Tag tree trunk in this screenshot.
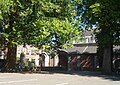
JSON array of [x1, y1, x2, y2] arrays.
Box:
[[102, 45, 112, 74], [5, 44, 17, 72]]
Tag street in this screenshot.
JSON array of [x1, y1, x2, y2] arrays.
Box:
[[0, 71, 120, 85]]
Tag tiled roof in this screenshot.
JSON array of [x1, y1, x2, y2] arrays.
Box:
[[67, 43, 120, 54], [85, 46, 97, 53], [66, 45, 97, 54], [58, 42, 120, 55]]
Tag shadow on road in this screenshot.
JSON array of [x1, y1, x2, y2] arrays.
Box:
[[39, 70, 120, 81], [1, 70, 120, 81]]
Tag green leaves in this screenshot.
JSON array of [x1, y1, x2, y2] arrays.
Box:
[[77, 0, 120, 46], [0, 0, 80, 50], [89, 3, 101, 17]]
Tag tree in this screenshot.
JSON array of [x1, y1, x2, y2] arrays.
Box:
[[77, 0, 120, 74], [0, 0, 81, 71], [0, 0, 21, 71]]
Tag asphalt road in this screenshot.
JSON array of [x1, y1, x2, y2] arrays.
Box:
[[0, 71, 120, 85]]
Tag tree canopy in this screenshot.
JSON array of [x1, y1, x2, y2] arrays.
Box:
[[77, 0, 120, 74], [0, 0, 81, 71], [77, 0, 120, 46], [0, 0, 81, 49]]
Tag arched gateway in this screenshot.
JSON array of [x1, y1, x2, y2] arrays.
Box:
[[57, 49, 68, 70]]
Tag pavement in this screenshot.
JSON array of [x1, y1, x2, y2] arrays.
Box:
[[0, 71, 120, 85]]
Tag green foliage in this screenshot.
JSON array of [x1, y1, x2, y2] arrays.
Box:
[[0, 0, 81, 50], [77, 0, 120, 73], [78, 0, 120, 47]]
